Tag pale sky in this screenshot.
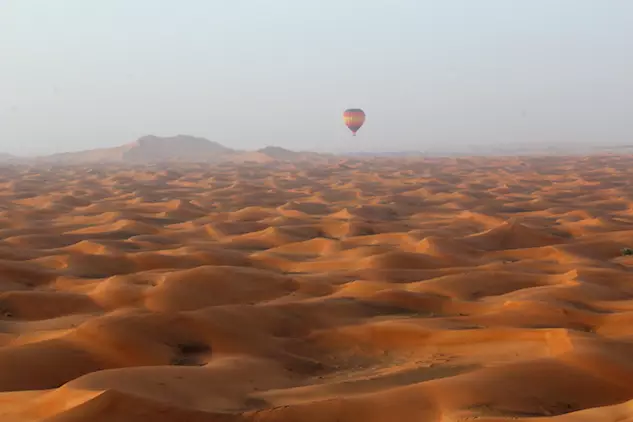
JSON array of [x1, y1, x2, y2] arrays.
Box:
[[1, 0, 632, 156]]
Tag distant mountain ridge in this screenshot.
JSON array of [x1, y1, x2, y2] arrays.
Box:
[[27, 135, 334, 165], [2, 136, 629, 165]]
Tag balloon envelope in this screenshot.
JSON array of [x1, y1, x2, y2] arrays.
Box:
[[343, 108, 366, 135]]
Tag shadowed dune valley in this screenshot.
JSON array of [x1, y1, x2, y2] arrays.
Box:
[[4, 153, 633, 421]]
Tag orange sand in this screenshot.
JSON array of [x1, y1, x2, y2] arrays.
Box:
[[2, 155, 633, 421]]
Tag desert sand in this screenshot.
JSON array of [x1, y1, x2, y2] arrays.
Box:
[[1, 155, 633, 421]]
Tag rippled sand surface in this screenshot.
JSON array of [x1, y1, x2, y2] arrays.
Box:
[[3, 156, 633, 421]]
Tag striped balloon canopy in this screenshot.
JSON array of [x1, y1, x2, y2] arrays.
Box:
[[343, 108, 366, 136]]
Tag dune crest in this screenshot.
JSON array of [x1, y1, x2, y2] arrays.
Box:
[[2, 155, 633, 421]]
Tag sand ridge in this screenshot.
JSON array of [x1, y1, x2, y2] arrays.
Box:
[[1, 156, 633, 421]]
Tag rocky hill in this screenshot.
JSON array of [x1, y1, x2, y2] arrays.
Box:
[[32, 135, 332, 165]]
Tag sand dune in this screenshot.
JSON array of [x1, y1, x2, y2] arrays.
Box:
[[3, 155, 633, 421]]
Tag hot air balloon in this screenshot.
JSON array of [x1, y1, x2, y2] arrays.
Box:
[[343, 108, 366, 136]]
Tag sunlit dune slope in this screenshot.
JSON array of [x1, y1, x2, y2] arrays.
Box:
[[2, 155, 633, 421]]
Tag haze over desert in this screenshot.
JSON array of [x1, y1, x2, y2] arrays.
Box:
[[4, 0, 633, 420], [0, 151, 632, 421]]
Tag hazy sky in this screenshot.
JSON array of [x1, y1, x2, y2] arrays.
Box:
[[1, 1, 632, 156]]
